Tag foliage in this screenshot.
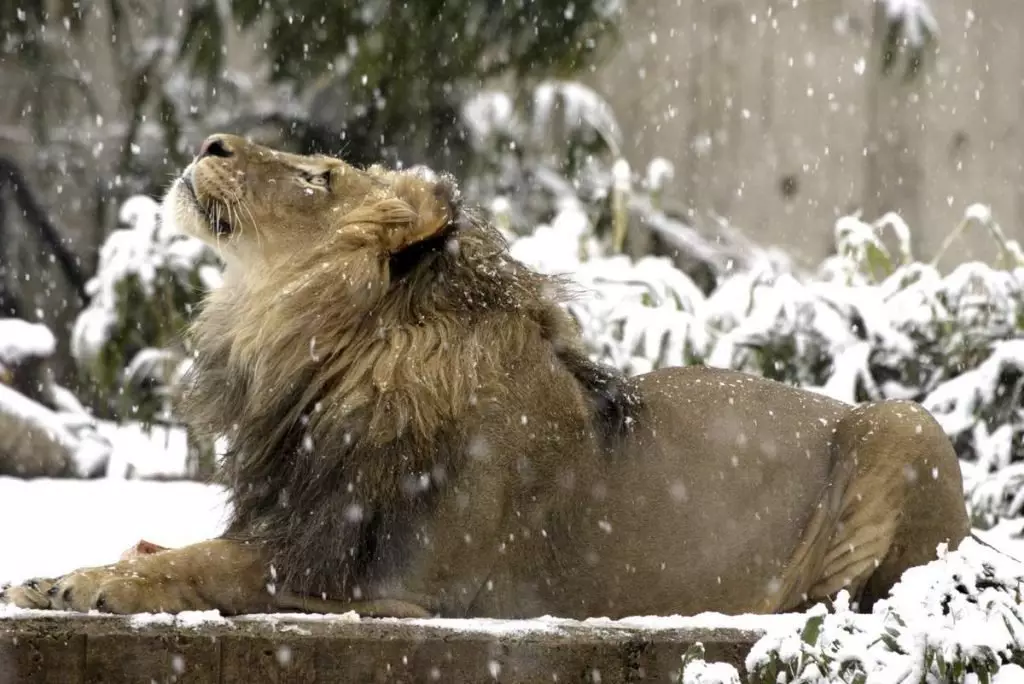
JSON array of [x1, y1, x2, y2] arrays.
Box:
[[2, 0, 938, 196], [222, 0, 622, 85], [2, 0, 623, 191], [744, 538, 1024, 683], [70, 196, 220, 477], [676, 540, 1024, 684]]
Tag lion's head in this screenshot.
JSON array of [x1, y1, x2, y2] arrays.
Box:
[[161, 133, 534, 442], [163, 133, 455, 269]]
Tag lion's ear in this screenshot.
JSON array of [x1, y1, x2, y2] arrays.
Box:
[[389, 173, 457, 252]]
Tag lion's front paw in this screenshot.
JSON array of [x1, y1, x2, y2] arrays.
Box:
[[2, 565, 197, 614], [0, 577, 59, 609], [43, 565, 199, 614]]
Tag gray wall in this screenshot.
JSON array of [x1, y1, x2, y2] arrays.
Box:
[[589, 0, 1024, 268]]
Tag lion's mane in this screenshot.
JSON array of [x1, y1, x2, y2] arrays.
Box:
[[181, 178, 638, 599]]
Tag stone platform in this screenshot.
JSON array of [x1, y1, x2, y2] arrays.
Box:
[[0, 610, 794, 683]]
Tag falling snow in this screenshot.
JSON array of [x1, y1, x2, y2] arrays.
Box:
[[2, 0, 1021, 678]]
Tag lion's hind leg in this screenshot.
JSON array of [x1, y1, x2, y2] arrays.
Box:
[[762, 400, 969, 614], [808, 401, 969, 611], [849, 402, 970, 609]]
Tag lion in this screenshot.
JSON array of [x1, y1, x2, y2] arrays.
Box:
[[1, 134, 969, 619]]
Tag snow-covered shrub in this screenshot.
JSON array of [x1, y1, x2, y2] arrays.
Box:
[[70, 196, 222, 478], [508, 197, 713, 375], [679, 643, 742, 684], [0, 319, 112, 478], [72, 196, 220, 424], [461, 79, 776, 284], [461, 79, 622, 232], [745, 538, 1024, 683]]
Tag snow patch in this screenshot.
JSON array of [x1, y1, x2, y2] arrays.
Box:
[[129, 610, 229, 629], [0, 319, 56, 364], [0, 478, 228, 586]]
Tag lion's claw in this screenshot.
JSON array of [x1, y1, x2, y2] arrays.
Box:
[[0, 568, 151, 613], [1, 577, 58, 609], [45, 568, 120, 612]]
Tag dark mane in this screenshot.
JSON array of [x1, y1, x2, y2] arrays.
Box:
[[388, 205, 640, 448], [555, 346, 640, 447]]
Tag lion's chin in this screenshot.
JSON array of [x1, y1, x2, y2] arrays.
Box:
[[161, 175, 232, 243]]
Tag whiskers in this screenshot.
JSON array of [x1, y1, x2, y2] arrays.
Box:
[[211, 203, 227, 254], [231, 197, 264, 251], [205, 197, 264, 254]]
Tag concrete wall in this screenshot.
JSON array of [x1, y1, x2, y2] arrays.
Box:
[[589, 0, 1024, 267], [2, 0, 1020, 302]]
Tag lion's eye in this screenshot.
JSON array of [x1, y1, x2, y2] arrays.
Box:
[[302, 171, 330, 189]]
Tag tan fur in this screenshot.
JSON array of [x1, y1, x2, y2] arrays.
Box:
[[0, 135, 970, 618]]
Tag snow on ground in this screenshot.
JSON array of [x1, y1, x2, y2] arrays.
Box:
[[0, 477, 227, 585], [95, 422, 191, 479]]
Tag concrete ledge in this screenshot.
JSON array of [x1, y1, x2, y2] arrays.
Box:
[[0, 610, 795, 683]]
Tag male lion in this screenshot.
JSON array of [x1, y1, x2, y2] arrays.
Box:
[[2, 135, 969, 619]]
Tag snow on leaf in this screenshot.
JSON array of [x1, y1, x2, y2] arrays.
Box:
[[746, 538, 1024, 683], [531, 80, 622, 156]]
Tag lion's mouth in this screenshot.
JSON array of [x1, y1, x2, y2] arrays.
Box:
[[182, 175, 233, 237]]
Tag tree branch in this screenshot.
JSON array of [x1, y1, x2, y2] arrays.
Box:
[[0, 157, 89, 302]]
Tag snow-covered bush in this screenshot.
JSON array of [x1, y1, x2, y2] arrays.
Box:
[[70, 196, 222, 478], [745, 538, 1024, 683], [72, 196, 221, 425], [461, 79, 776, 284], [679, 643, 742, 684], [0, 319, 111, 478]]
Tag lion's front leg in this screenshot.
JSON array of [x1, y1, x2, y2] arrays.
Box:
[[1, 539, 276, 615]]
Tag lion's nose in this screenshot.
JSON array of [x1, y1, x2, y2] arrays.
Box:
[[197, 135, 233, 159]]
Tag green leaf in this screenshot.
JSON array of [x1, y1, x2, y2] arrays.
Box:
[[801, 613, 825, 647]]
